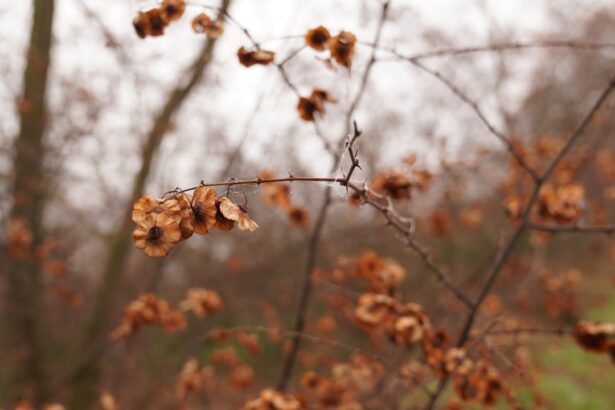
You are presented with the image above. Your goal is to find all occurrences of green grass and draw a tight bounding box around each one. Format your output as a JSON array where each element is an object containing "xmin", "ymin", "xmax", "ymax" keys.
[{"xmin": 530, "ymin": 291, "xmax": 615, "ymax": 409}]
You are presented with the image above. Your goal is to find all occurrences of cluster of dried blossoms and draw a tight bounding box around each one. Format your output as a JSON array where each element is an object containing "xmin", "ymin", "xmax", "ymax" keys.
[
  {"xmin": 504, "ymin": 183, "xmax": 585, "ymax": 223},
  {"xmin": 573, "ymin": 321, "xmax": 615, "ymax": 364},
  {"xmin": 109, "ymin": 288, "xmax": 221, "ymax": 340},
  {"xmin": 133, "ymin": 0, "xmax": 223, "ymax": 39},
  {"xmin": 501, "ymin": 136, "xmax": 589, "ymax": 223},
  {"xmin": 300, "ymin": 355, "xmax": 384, "ymax": 409},
  {"xmin": 257, "ymin": 170, "xmax": 310, "ymax": 228},
  {"xmin": 132, "ymin": 187, "xmax": 258, "ymax": 257},
  {"xmin": 354, "ymin": 293, "xmax": 511, "ymax": 406},
  {"xmin": 328, "ymin": 250, "xmax": 406, "ymax": 294},
  {"xmin": 317, "ymin": 250, "xmax": 511, "ymax": 406},
  {"xmin": 304, "ymin": 26, "xmax": 357, "ymax": 68},
  {"xmin": 240, "ymin": 389, "xmax": 306, "ymax": 410}
]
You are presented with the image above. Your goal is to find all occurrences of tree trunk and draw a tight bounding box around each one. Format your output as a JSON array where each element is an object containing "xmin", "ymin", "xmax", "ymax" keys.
[
  {"xmin": 4, "ymin": 0, "xmax": 56, "ymax": 405},
  {"xmin": 66, "ymin": 1, "xmax": 232, "ymax": 407}
]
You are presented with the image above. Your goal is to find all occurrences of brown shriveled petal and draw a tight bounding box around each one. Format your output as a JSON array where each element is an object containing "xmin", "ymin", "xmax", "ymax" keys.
[
  {"xmin": 160, "ymin": 0, "xmax": 186, "ymax": 23},
  {"xmin": 328, "ymin": 31, "xmax": 357, "ymax": 68},
  {"xmin": 297, "ymin": 96, "xmax": 324, "ymax": 122},
  {"xmin": 305, "ymin": 26, "xmax": 331, "ymax": 51},
  {"xmin": 191, "ymin": 12, "xmax": 224, "ymax": 38},
  {"xmin": 192, "ymin": 186, "xmax": 218, "ymax": 234},
  {"xmin": 132, "ymin": 195, "xmax": 164, "ymax": 223},
  {"xmin": 220, "ymin": 197, "xmax": 259, "ymax": 232},
  {"xmin": 164, "ymin": 194, "xmax": 194, "ymax": 240},
  {"xmin": 237, "ymin": 47, "xmax": 276, "ymax": 67},
  {"xmin": 132, "ymin": 213, "xmax": 181, "ymax": 258},
  {"xmin": 214, "ymin": 200, "xmax": 235, "ymax": 232}
]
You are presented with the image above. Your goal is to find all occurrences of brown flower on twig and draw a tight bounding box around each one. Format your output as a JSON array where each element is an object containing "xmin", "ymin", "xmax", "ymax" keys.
[
  {"xmin": 328, "ymin": 31, "xmax": 357, "ymax": 68},
  {"xmin": 133, "ymin": 8, "xmax": 166, "ymax": 38},
  {"xmin": 191, "ymin": 12, "xmax": 224, "ymax": 38},
  {"xmin": 573, "ymin": 321, "xmax": 615, "ymax": 353},
  {"xmin": 219, "ymin": 197, "xmax": 259, "ymax": 232},
  {"xmin": 132, "ymin": 213, "xmax": 181, "ymax": 257},
  {"xmin": 237, "ymin": 47, "xmax": 275, "ymax": 67},
  {"xmin": 160, "ymin": 0, "xmax": 185, "ymax": 23},
  {"xmin": 297, "ymin": 96, "xmax": 324, "ymax": 121},
  {"xmin": 305, "ymin": 26, "xmax": 331, "ymax": 51}
]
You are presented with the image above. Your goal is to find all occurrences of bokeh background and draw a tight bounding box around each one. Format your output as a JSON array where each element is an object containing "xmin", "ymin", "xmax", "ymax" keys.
[{"xmin": 1, "ymin": 0, "xmax": 615, "ymax": 408}]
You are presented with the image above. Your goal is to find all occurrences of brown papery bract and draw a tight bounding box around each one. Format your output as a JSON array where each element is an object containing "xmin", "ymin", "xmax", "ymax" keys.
[{"xmin": 237, "ymin": 47, "xmax": 275, "ymax": 67}]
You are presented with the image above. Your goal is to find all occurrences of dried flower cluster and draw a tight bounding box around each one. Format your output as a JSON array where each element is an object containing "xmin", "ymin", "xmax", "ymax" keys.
[
  {"xmin": 300, "ymin": 355, "xmax": 383, "ymax": 409},
  {"xmin": 329, "ymin": 250, "xmax": 406, "ymax": 294},
  {"xmin": 305, "ymin": 26, "xmax": 357, "ymax": 68},
  {"xmin": 109, "ymin": 293, "xmax": 186, "ymax": 340},
  {"xmin": 133, "ymin": 0, "xmax": 223, "ymax": 39},
  {"xmin": 110, "ymin": 289, "xmax": 221, "ymax": 340},
  {"xmin": 132, "ymin": 0, "xmax": 186, "ymax": 38},
  {"xmin": 132, "ymin": 187, "xmax": 258, "ymax": 257}
]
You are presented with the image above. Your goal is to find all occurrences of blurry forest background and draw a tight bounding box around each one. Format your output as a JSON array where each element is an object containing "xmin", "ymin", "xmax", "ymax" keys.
[{"xmin": 1, "ymin": 0, "xmax": 615, "ymax": 409}]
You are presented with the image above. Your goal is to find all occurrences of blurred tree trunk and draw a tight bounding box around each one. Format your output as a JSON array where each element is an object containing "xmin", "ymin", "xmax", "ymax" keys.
[
  {"xmin": 67, "ymin": 1, "xmax": 231, "ymax": 407},
  {"xmin": 4, "ymin": 0, "xmax": 55, "ymax": 405}
]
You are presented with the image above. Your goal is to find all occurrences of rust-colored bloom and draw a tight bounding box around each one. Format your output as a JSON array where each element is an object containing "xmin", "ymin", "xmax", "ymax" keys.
[
  {"xmin": 573, "ymin": 321, "xmax": 615, "ymax": 353},
  {"xmin": 180, "ymin": 288, "xmax": 223, "ymax": 318},
  {"xmin": 305, "ymin": 26, "xmax": 331, "ymax": 51},
  {"xmin": 132, "ymin": 8, "xmax": 166, "ymax": 38},
  {"xmin": 354, "ymin": 293, "xmax": 397, "ymax": 327},
  {"xmin": 214, "ymin": 200, "xmax": 235, "ymax": 231},
  {"xmin": 287, "ymin": 206, "xmax": 310, "ymax": 228},
  {"xmin": 109, "ymin": 293, "xmax": 186, "ymax": 340},
  {"xmin": 219, "ymin": 197, "xmax": 259, "ymax": 232},
  {"xmin": 297, "ymin": 96, "xmax": 324, "ymax": 121},
  {"xmin": 191, "ymin": 186, "xmax": 218, "ymax": 234},
  {"xmin": 386, "ymin": 303, "xmax": 432, "ymax": 347},
  {"xmin": 297, "ymin": 89, "xmax": 336, "ymax": 122},
  {"xmin": 237, "ymin": 47, "xmax": 275, "ymax": 67},
  {"xmin": 160, "ymin": 0, "xmax": 185, "ymax": 23},
  {"xmin": 191, "ymin": 12, "xmax": 224, "ymax": 38},
  {"xmin": 328, "ymin": 31, "xmax": 357, "ymax": 68},
  {"xmin": 132, "ymin": 213, "xmax": 181, "ymax": 257}
]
